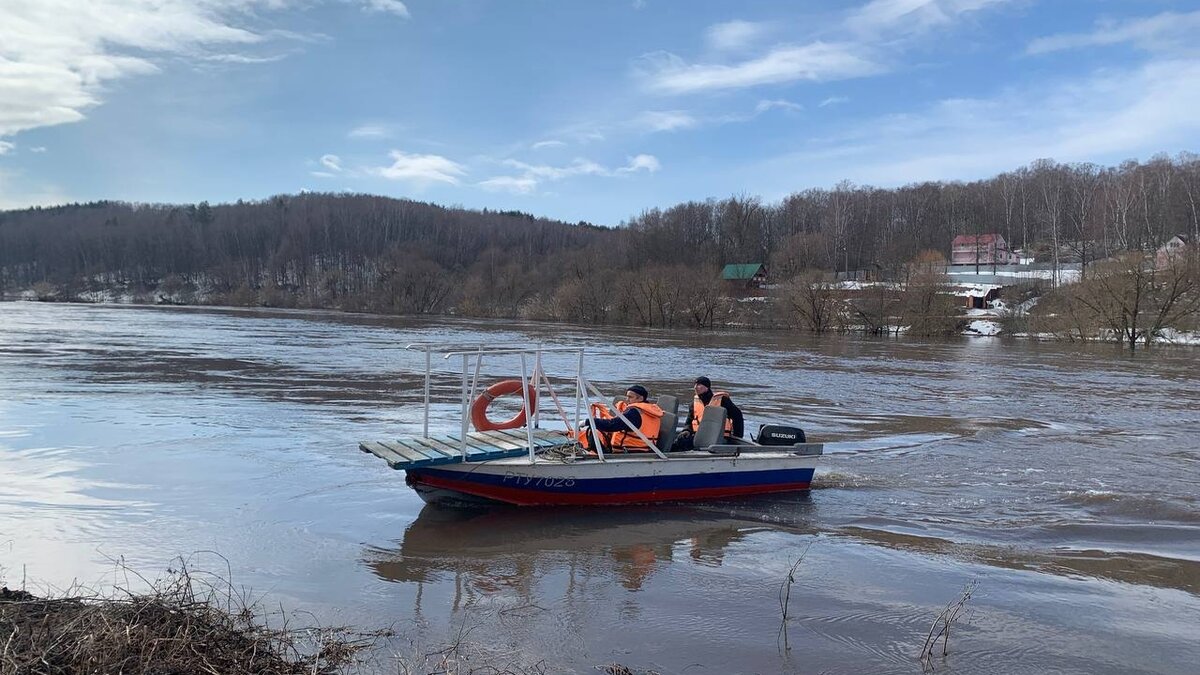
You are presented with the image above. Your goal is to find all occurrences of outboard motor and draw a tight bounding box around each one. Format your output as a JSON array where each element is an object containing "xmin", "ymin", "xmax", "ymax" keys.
[{"xmin": 758, "ymin": 424, "xmax": 806, "ymax": 445}]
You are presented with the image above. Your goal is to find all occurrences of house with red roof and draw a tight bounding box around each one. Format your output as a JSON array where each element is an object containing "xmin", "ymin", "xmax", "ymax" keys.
[{"xmin": 951, "ymin": 234, "xmax": 1016, "ymax": 266}]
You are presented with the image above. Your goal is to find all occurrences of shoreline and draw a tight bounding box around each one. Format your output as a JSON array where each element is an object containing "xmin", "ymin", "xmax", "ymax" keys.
[{"xmin": 5, "ymin": 294, "xmax": 1199, "ymax": 348}]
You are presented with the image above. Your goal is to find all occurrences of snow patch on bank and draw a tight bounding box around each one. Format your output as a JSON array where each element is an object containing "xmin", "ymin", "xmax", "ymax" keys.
[
  {"xmin": 964, "ymin": 319, "xmax": 1001, "ymax": 336},
  {"xmin": 1157, "ymin": 329, "xmax": 1200, "ymax": 345}
]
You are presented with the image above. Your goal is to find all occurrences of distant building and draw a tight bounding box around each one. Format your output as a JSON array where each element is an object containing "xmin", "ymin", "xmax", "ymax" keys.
[
  {"xmin": 721, "ymin": 263, "xmax": 768, "ymax": 295},
  {"xmin": 951, "ymin": 234, "xmax": 1016, "ymax": 265},
  {"xmin": 1156, "ymin": 234, "xmax": 1192, "ymax": 268},
  {"xmin": 950, "ymin": 283, "xmax": 1003, "ymax": 310}
]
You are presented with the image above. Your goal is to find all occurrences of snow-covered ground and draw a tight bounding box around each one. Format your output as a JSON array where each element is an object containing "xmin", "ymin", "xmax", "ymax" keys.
[
  {"xmin": 947, "ymin": 266, "xmax": 1081, "ymax": 283},
  {"xmin": 964, "ymin": 319, "xmax": 1001, "ymax": 336},
  {"xmin": 1156, "ymin": 328, "xmax": 1200, "ymax": 345},
  {"xmin": 76, "ymin": 289, "xmax": 139, "ymax": 304}
]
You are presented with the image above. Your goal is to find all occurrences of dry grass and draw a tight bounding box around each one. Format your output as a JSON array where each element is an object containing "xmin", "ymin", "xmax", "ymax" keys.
[
  {"xmin": 0, "ymin": 556, "xmax": 388, "ymax": 675},
  {"xmin": 776, "ymin": 544, "xmax": 813, "ymax": 654},
  {"xmin": 1, "ymin": 558, "xmax": 653, "ymax": 675},
  {"xmin": 919, "ymin": 580, "xmax": 977, "ymax": 665}
]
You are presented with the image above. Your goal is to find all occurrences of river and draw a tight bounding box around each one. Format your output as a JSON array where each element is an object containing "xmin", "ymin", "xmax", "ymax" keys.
[{"xmin": 1, "ymin": 301, "xmax": 1197, "ymax": 674}]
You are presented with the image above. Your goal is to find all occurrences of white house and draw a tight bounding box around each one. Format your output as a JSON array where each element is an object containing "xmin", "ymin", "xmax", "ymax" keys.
[{"xmin": 1156, "ymin": 235, "xmax": 1192, "ymax": 268}]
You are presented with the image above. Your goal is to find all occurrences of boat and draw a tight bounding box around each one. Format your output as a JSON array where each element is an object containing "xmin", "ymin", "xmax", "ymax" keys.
[{"xmin": 359, "ymin": 344, "xmax": 822, "ymax": 506}]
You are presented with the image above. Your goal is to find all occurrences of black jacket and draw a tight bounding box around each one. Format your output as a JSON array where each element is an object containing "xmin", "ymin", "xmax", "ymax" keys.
[
  {"xmin": 684, "ymin": 390, "xmax": 744, "ymax": 438},
  {"xmin": 589, "ymin": 408, "xmax": 642, "ymax": 433}
]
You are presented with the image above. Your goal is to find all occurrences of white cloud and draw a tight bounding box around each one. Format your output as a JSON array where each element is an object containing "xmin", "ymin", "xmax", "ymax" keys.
[
  {"xmin": 846, "ymin": 0, "xmax": 1010, "ymax": 37},
  {"xmin": 30, "ymin": 146, "xmax": 47, "ymax": 153},
  {"xmin": 706, "ymin": 20, "xmax": 772, "ymax": 52},
  {"xmin": 310, "ymin": 171, "xmax": 337, "ymax": 178},
  {"xmin": 0, "ymin": 0, "xmax": 284, "ymax": 138},
  {"xmin": 755, "ymin": 99, "xmax": 804, "ymax": 114},
  {"xmin": 639, "ymin": 43, "xmax": 880, "ymax": 94},
  {"xmin": 0, "ymin": 141, "xmax": 13, "ymax": 155},
  {"xmin": 370, "ymin": 150, "xmax": 466, "ymax": 185},
  {"xmin": 1027, "ymin": 11, "xmax": 1200, "ymax": 56},
  {"xmin": 348, "ymin": 124, "xmax": 392, "ymax": 139},
  {"xmin": 532, "ymin": 140, "xmax": 567, "ymax": 150},
  {"xmin": 634, "ymin": 110, "xmax": 698, "ymax": 132},
  {"xmin": 637, "ymin": 0, "xmax": 1011, "ymax": 97},
  {"xmin": 616, "ymin": 154, "xmax": 661, "ymax": 174},
  {"xmin": 478, "ymin": 175, "xmax": 539, "ymax": 194},
  {"xmin": 202, "ymin": 52, "xmax": 290, "ymax": 64},
  {"xmin": 361, "ymin": 0, "xmax": 410, "ymax": 18},
  {"xmin": 503, "ymin": 158, "xmax": 607, "ymax": 181},
  {"xmin": 480, "ymin": 154, "xmax": 661, "ymax": 194},
  {"xmin": 320, "ymin": 154, "xmax": 343, "ymax": 172},
  {"xmin": 819, "ymin": 96, "xmax": 849, "ymax": 107},
  {"xmin": 755, "ymin": 58, "xmax": 1200, "ymax": 190}
]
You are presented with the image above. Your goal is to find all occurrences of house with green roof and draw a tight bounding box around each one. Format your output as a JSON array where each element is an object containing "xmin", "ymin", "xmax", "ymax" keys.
[{"xmin": 721, "ymin": 263, "xmax": 768, "ymax": 294}]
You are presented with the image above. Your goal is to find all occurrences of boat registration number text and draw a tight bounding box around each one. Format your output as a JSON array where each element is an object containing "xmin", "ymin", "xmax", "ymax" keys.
[{"xmin": 502, "ymin": 472, "xmax": 576, "ymax": 488}]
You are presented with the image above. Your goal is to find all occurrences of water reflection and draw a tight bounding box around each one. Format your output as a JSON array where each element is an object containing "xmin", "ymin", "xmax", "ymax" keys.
[{"xmin": 365, "ymin": 504, "xmax": 764, "ymax": 598}]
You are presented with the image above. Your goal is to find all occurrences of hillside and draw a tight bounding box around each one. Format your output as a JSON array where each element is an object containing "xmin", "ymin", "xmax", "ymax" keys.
[{"xmin": 2, "ymin": 155, "xmax": 1197, "ymax": 329}]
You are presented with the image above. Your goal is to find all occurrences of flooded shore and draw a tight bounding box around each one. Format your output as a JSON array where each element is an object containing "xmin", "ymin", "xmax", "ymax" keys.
[{"xmin": 2, "ymin": 301, "xmax": 1198, "ymax": 673}]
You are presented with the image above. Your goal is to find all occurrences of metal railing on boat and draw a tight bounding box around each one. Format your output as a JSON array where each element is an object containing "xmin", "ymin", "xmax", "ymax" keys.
[{"xmin": 360, "ymin": 343, "xmax": 667, "ymax": 467}]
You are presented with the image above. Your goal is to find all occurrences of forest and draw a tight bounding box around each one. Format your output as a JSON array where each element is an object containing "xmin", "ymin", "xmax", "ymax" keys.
[{"xmin": 1, "ymin": 154, "xmax": 1197, "ymax": 341}]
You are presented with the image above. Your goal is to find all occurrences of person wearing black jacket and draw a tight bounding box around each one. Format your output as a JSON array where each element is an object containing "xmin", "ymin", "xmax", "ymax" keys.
[
  {"xmin": 578, "ymin": 384, "xmax": 665, "ymax": 452},
  {"xmin": 672, "ymin": 376, "xmax": 744, "ymax": 451}
]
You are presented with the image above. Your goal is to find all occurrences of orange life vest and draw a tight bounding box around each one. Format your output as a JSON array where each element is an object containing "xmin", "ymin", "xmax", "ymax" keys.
[
  {"xmin": 577, "ymin": 401, "xmax": 664, "ymax": 452},
  {"xmin": 691, "ymin": 391, "xmax": 733, "ymax": 434}
]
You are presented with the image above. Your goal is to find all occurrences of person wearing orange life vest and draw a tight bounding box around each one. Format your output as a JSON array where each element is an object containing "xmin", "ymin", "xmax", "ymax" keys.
[
  {"xmin": 577, "ymin": 385, "xmax": 664, "ymax": 452},
  {"xmin": 671, "ymin": 376, "xmax": 744, "ymax": 451}
]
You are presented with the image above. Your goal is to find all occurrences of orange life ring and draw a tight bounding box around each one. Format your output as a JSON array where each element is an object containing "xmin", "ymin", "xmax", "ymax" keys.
[{"xmin": 470, "ymin": 380, "xmax": 538, "ymax": 432}]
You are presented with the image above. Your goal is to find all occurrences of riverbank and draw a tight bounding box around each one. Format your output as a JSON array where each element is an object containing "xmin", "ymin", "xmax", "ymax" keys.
[
  {"xmin": 5, "ymin": 290, "xmax": 1198, "ymax": 349},
  {"xmin": 1, "ymin": 562, "xmax": 641, "ymax": 675},
  {"xmin": 0, "ymin": 562, "xmax": 384, "ymax": 674}
]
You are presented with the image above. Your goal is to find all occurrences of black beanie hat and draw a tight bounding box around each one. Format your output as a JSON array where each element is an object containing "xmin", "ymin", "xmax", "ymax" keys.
[
  {"xmin": 626, "ymin": 384, "xmax": 649, "ymax": 399},
  {"xmin": 694, "ymin": 376, "xmax": 712, "ymax": 388}
]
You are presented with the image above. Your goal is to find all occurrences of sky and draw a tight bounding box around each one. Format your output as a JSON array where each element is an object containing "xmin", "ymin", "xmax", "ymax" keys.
[{"xmin": 1, "ymin": 0, "xmax": 1199, "ymax": 225}]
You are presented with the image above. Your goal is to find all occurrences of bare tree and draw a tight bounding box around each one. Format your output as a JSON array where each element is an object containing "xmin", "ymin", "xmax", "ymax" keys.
[
  {"xmin": 1070, "ymin": 252, "xmax": 1199, "ymax": 350},
  {"xmin": 783, "ymin": 270, "xmax": 841, "ymax": 333}
]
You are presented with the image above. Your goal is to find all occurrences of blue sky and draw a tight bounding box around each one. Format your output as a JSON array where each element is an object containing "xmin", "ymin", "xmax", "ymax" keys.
[{"xmin": 1, "ymin": 0, "xmax": 1199, "ymax": 225}]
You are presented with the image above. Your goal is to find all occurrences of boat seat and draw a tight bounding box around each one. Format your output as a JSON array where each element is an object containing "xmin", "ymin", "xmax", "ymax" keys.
[
  {"xmin": 693, "ymin": 406, "xmax": 727, "ymax": 450},
  {"xmin": 657, "ymin": 408, "xmax": 678, "ymax": 453},
  {"xmin": 656, "ymin": 394, "xmax": 679, "ymax": 420}
]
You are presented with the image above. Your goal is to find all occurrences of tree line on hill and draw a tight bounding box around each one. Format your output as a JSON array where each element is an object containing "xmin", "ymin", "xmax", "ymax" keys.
[{"xmin": 1, "ymin": 154, "xmax": 1197, "ymax": 342}]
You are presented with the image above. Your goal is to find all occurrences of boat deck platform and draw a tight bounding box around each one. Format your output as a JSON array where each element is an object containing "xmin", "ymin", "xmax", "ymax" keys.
[{"xmin": 360, "ymin": 428, "xmax": 573, "ymax": 470}]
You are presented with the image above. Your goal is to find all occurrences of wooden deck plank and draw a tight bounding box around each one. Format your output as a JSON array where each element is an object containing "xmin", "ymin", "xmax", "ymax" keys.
[
  {"xmin": 453, "ymin": 432, "xmax": 537, "ymax": 462},
  {"xmin": 424, "ymin": 435, "xmax": 491, "ymax": 461},
  {"xmin": 481, "ymin": 428, "xmax": 563, "ymax": 448},
  {"xmin": 360, "ymin": 441, "xmax": 404, "ymax": 465},
  {"xmin": 416, "ymin": 435, "xmax": 466, "ymax": 457},
  {"xmin": 391, "ymin": 439, "xmax": 457, "ymax": 466},
  {"xmin": 393, "ymin": 438, "xmax": 449, "ymax": 462},
  {"xmin": 361, "ymin": 426, "xmax": 575, "ymax": 470},
  {"xmin": 465, "ymin": 431, "xmax": 529, "ymax": 451},
  {"xmin": 379, "ymin": 440, "xmax": 433, "ymax": 467},
  {"xmin": 494, "ymin": 428, "xmax": 571, "ymax": 448},
  {"xmin": 359, "ymin": 441, "xmax": 409, "ymax": 469},
  {"xmin": 406, "ymin": 437, "xmax": 468, "ymax": 464},
  {"xmin": 454, "ymin": 435, "xmax": 523, "ymax": 461},
  {"xmin": 491, "ymin": 429, "xmax": 539, "ymax": 446}
]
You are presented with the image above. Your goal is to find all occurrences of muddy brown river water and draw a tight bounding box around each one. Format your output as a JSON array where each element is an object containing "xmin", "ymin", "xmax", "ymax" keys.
[{"xmin": 1, "ymin": 302, "xmax": 1198, "ymax": 674}]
